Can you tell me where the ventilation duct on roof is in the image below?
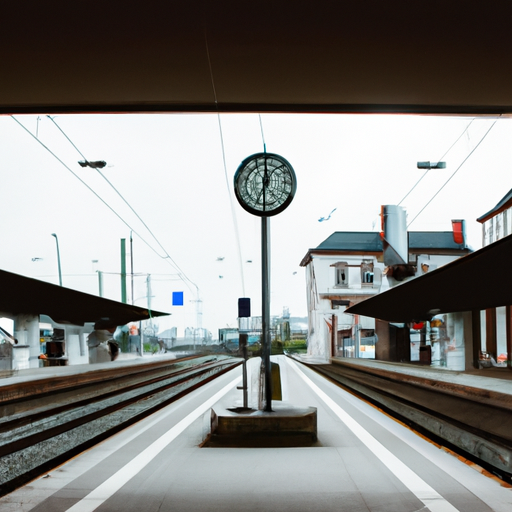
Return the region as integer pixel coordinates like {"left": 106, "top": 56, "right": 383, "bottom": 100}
{"left": 381, "top": 205, "right": 408, "bottom": 266}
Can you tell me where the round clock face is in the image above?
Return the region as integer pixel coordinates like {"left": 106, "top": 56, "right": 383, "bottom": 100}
{"left": 234, "top": 153, "right": 297, "bottom": 217}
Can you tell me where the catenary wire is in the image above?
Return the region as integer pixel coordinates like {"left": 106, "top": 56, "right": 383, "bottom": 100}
{"left": 407, "top": 117, "right": 500, "bottom": 228}
{"left": 11, "top": 115, "right": 197, "bottom": 295}
{"left": 45, "top": 116, "right": 197, "bottom": 293}
{"left": 258, "top": 114, "right": 267, "bottom": 153}
{"left": 397, "top": 118, "right": 476, "bottom": 207}
{"left": 205, "top": 31, "right": 246, "bottom": 297}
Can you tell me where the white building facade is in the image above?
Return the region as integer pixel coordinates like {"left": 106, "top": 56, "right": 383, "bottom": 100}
{"left": 300, "top": 213, "right": 471, "bottom": 363}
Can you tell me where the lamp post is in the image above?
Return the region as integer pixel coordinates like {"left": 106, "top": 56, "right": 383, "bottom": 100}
{"left": 417, "top": 161, "right": 446, "bottom": 169}
{"left": 51, "top": 233, "right": 63, "bottom": 286}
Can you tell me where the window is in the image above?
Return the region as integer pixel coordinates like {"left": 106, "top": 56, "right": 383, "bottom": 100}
{"left": 496, "top": 213, "right": 502, "bottom": 241}
{"left": 361, "top": 259, "right": 374, "bottom": 285}
{"left": 332, "top": 299, "right": 350, "bottom": 310}
{"left": 335, "top": 265, "right": 348, "bottom": 287}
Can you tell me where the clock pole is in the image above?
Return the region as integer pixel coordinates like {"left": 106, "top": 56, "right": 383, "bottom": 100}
{"left": 261, "top": 215, "right": 272, "bottom": 412}
{"left": 233, "top": 152, "right": 296, "bottom": 414}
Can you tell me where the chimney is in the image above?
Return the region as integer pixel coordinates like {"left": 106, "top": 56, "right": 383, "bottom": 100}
{"left": 381, "top": 205, "right": 408, "bottom": 266}
{"left": 451, "top": 219, "right": 466, "bottom": 246}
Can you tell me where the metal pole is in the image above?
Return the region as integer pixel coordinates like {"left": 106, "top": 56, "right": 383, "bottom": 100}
{"left": 146, "top": 274, "right": 152, "bottom": 311}
{"left": 130, "top": 231, "right": 134, "bottom": 305}
{"left": 261, "top": 216, "right": 272, "bottom": 412}
{"left": 146, "top": 274, "right": 152, "bottom": 340}
{"left": 51, "top": 233, "right": 62, "bottom": 286}
{"left": 97, "top": 270, "right": 103, "bottom": 297}
{"left": 241, "top": 333, "right": 248, "bottom": 408}
{"left": 120, "top": 238, "right": 127, "bottom": 303}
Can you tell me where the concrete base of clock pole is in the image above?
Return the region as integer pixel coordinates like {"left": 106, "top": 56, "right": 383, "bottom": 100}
{"left": 203, "top": 404, "right": 317, "bottom": 448}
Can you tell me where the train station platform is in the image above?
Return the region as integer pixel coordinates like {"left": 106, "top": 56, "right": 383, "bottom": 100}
{"left": 1, "top": 355, "right": 512, "bottom": 512}
{"left": 328, "top": 356, "right": 512, "bottom": 394}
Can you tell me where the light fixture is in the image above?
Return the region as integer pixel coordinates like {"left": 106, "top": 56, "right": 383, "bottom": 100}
{"left": 78, "top": 160, "right": 107, "bottom": 169}
{"left": 417, "top": 161, "right": 446, "bottom": 169}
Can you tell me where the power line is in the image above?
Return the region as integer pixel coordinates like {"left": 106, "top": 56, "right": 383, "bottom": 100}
{"left": 12, "top": 115, "right": 198, "bottom": 295}
{"left": 398, "top": 118, "right": 476, "bottom": 206}
{"left": 407, "top": 117, "right": 500, "bottom": 228}
{"left": 205, "top": 31, "right": 246, "bottom": 297}
{"left": 46, "top": 116, "right": 194, "bottom": 285}
{"left": 258, "top": 114, "right": 267, "bottom": 153}
{"left": 45, "top": 115, "right": 198, "bottom": 294}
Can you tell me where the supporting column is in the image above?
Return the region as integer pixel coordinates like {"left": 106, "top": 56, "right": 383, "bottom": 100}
{"left": 506, "top": 305, "right": 512, "bottom": 370}
{"left": 471, "top": 310, "right": 481, "bottom": 369}
{"left": 14, "top": 314, "right": 39, "bottom": 369}
{"left": 121, "top": 238, "right": 127, "bottom": 304}
{"left": 485, "top": 308, "right": 497, "bottom": 358}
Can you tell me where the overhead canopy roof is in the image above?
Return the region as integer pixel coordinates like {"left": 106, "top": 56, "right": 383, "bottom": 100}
{"left": 477, "top": 188, "right": 512, "bottom": 223}
{"left": 1, "top": 2, "right": 512, "bottom": 115}
{"left": 0, "top": 269, "right": 168, "bottom": 326}
{"left": 345, "top": 235, "right": 512, "bottom": 322}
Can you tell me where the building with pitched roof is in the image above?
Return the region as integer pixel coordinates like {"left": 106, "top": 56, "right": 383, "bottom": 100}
{"left": 299, "top": 208, "right": 471, "bottom": 363}
{"left": 345, "top": 193, "right": 512, "bottom": 372}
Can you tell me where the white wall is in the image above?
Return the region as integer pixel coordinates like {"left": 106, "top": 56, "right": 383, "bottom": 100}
{"left": 305, "top": 255, "right": 384, "bottom": 361}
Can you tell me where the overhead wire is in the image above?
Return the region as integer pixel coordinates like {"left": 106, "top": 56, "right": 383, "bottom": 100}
{"left": 205, "top": 32, "right": 246, "bottom": 297}
{"left": 11, "top": 115, "right": 198, "bottom": 295}
{"left": 46, "top": 116, "right": 195, "bottom": 288}
{"left": 46, "top": 115, "right": 198, "bottom": 294}
{"left": 407, "top": 116, "right": 500, "bottom": 228}
{"left": 258, "top": 114, "right": 267, "bottom": 153}
{"left": 398, "top": 117, "right": 476, "bottom": 207}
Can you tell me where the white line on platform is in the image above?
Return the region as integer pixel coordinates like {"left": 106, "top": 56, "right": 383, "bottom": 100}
{"left": 287, "top": 359, "right": 460, "bottom": 512}
{"left": 65, "top": 375, "right": 241, "bottom": 512}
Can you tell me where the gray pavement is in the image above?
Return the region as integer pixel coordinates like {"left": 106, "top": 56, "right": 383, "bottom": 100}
{"left": 2, "top": 355, "right": 512, "bottom": 512}
{"left": 328, "top": 356, "right": 512, "bottom": 396}
{"left": 0, "top": 353, "right": 183, "bottom": 386}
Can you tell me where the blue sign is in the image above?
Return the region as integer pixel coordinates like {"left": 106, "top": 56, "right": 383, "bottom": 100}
{"left": 172, "top": 291, "right": 184, "bottom": 306}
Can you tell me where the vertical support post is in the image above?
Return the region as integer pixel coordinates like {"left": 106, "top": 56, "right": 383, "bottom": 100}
{"left": 97, "top": 271, "right": 103, "bottom": 297}
{"left": 485, "top": 308, "right": 497, "bottom": 359}
{"left": 331, "top": 314, "right": 337, "bottom": 357}
{"left": 51, "top": 233, "right": 62, "bottom": 287}
{"left": 121, "top": 238, "right": 127, "bottom": 304}
{"left": 146, "top": 274, "right": 152, "bottom": 312}
{"left": 355, "top": 315, "right": 361, "bottom": 358}
{"left": 130, "top": 231, "right": 134, "bottom": 305}
{"left": 240, "top": 333, "right": 249, "bottom": 408}
{"left": 261, "top": 216, "right": 272, "bottom": 412}
{"left": 506, "top": 305, "right": 512, "bottom": 370}
{"left": 146, "top": 274, "right": 152, "bottom": 347}
{"left": 472, "top": 310, "right": 481, "bottom": 369}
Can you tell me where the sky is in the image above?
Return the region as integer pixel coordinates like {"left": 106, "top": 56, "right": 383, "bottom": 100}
{"left": 1, "top": 113, "right": 510, "bottom": 337}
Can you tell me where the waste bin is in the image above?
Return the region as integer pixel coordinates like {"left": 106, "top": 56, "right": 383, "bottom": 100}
{"left": 419, "top": 345, "right": 432, "bottom": 365}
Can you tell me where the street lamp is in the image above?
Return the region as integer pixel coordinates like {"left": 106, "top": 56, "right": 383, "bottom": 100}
{"left": 417, "top": 161, "right": 446, "bottom": 169}
{"left": 51, "top": 233, "right": 62, "bottom": 286}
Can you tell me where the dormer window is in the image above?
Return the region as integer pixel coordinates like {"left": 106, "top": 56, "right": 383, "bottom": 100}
{"left": 333, "top": 262, "right": 348, "bottom": 287}
{"left": 336, "top": 267, "right": 348, "bottom": 286}
{"left": 331, "top": 259, "right": 381, "bottom": 289}
{"left": 361, "top": 259, "right": 374, "bottom": 285}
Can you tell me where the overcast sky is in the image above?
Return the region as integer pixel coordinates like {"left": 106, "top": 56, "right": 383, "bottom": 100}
{"left": 1, "top": 113, "right": 510, "bottom": 336}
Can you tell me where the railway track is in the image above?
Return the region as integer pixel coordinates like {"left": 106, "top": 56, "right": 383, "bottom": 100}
{"left": 0, "top": 355, "right": 241, "bottom": 496}
{"left": 308, "top": 359, "right": 512, "bottom": 483}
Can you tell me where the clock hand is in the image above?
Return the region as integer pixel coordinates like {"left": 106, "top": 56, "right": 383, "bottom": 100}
{"left": 255, "top": 187, "right": 265, "bottom": 205}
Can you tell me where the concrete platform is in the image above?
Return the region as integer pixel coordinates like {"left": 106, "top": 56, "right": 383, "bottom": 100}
{"left": 206, "top": 403, "right": 317, "bottom": 447}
